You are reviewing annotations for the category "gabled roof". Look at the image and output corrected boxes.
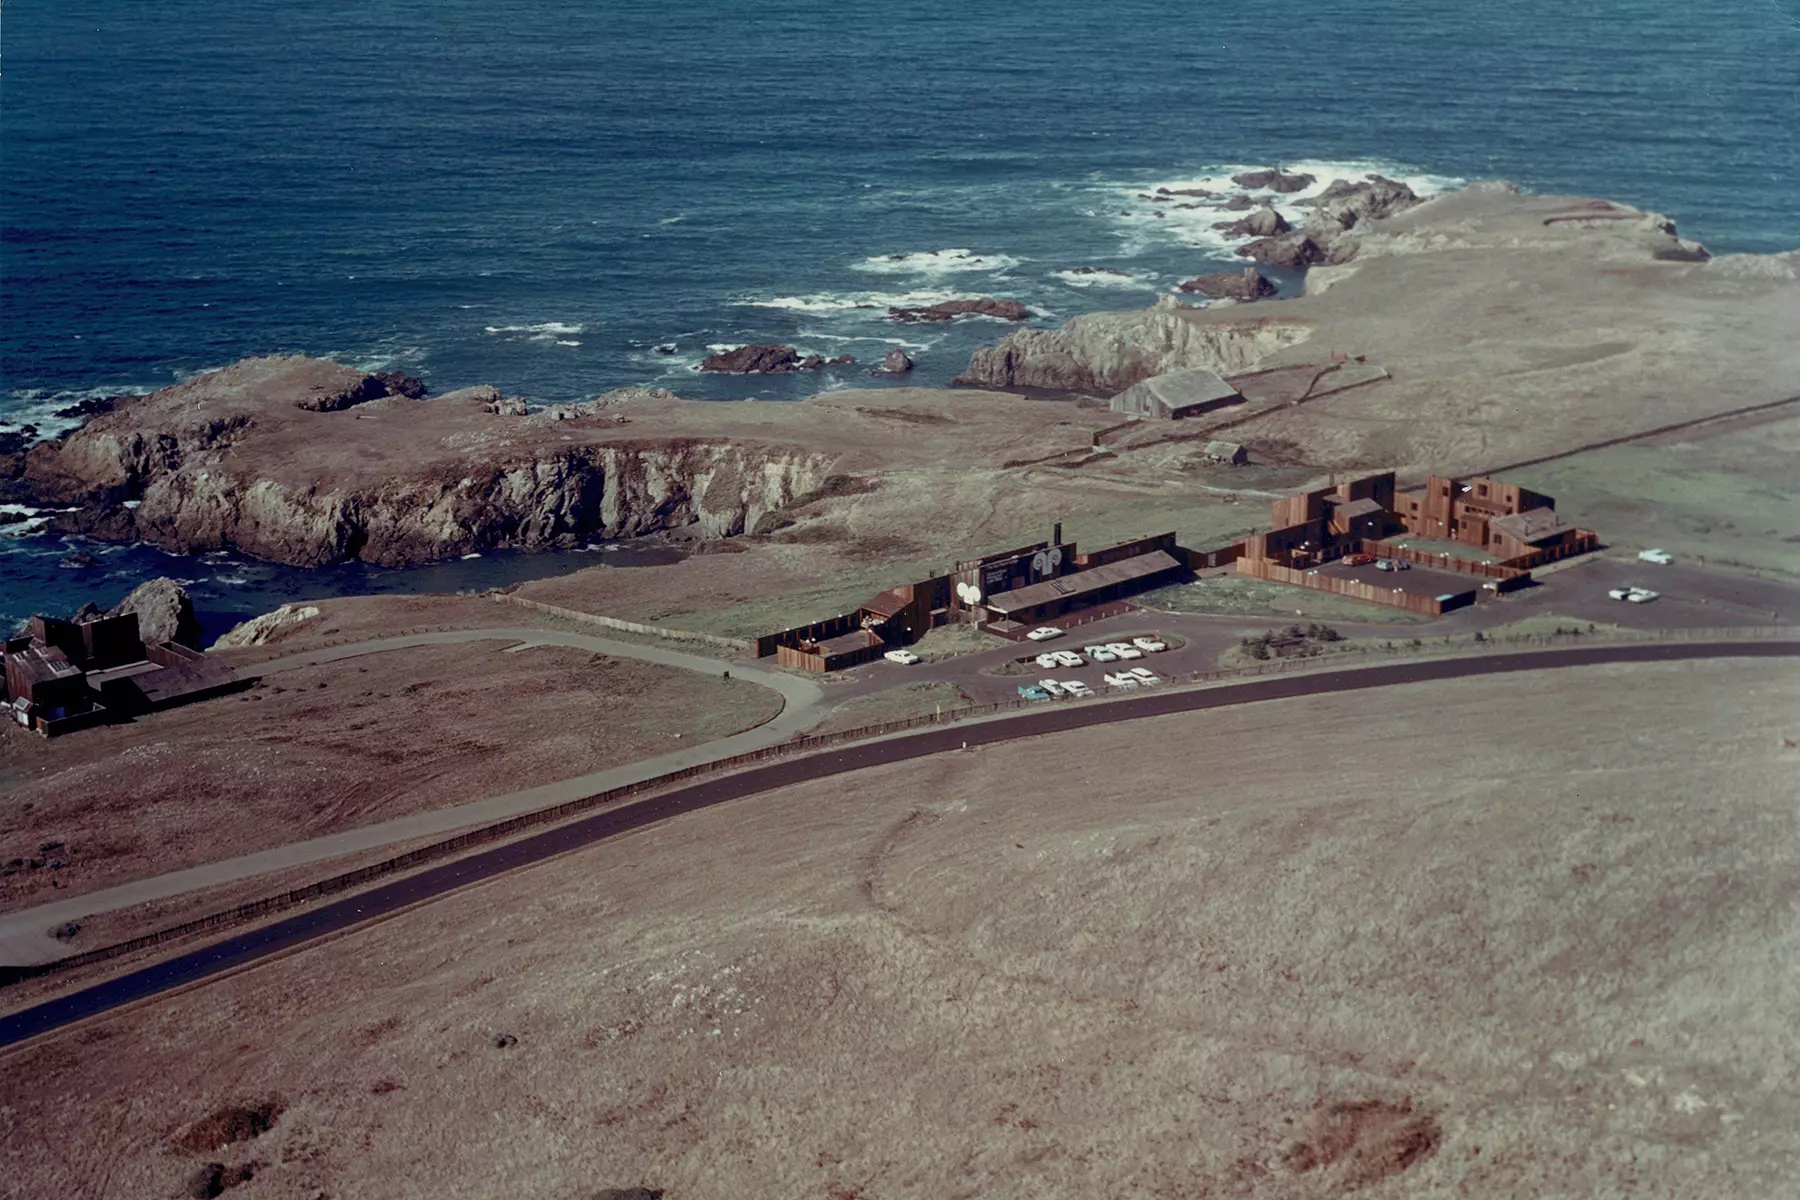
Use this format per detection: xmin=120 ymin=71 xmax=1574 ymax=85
xmin=986 ymin=551 xmax=1181 ymax=615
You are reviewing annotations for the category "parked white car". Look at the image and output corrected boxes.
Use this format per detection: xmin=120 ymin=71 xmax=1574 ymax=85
xmin=1637 ymin=548 xmax=1674 ymax=565
xmin=1026 ymin=626 xmax=1065 ymax=641
xmin=1086 ymin=646 xmax=1119 ymax=663
xmin=1103 ymin=672 xmax=1140 ymax=689
xmin=1038 ymin=678 xmax=1067 ymax=697
xmin=1609 ymin=586 xmax=1659 ymax=603
xmin=1061 ymin=680 xmax=1094 ymax=698
xmin=1052 ymin=650 xmax=1085 ymax=668
xmin=1131 ymin=637 xmax=1167 ymax=653
xmin=883 ymin=649 xmax=920 ymax=665
xmin=1128 ymin=667 xmax=1160 ymax=684
xmin=1106 ymin=643 xmax=1145 ymax=660
xmin=1035 ymin=652 xmax=1062 ymax=668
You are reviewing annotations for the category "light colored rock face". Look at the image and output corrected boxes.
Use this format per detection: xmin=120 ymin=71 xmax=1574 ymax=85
xmin=107 ymin=576 xmax=202 ymax=647
xmin=20 ymin=356 xmax=839 ymax=568
xmin=121 ymin=442 xmax=834 ymax=567
xmin=959 ymin=309 xmax=1310 ymax=394
xmin=214 ymin=603 xmax=320 ymax=648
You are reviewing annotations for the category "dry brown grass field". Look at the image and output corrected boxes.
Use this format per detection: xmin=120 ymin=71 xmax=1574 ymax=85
xmin=0 ymin=641 xmax=780 ymax=921
xmin=4 ymin=657 xmax=1797 ymax=1199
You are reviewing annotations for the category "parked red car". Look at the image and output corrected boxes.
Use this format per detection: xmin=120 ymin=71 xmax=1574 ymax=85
xmin=1343 ymin=553 xmax=1376 ymax=567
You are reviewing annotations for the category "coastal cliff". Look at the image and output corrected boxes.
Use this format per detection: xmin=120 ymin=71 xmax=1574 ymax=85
xmin=16 ymin=357 xmax=836 ymax=567
xmin=955 ymin=309 xmax=1310 ymax=394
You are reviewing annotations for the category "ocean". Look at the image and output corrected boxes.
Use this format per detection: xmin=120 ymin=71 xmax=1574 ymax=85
xmin=4 ymin=0 xmax=1797 ymax=636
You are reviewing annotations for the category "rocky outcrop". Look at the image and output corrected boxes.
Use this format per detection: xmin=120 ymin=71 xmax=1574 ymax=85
xmin=701 ymin=345 xmax=802 ymax=373
xmin=1179 ymin=268 xmax=1279 ymax=302
xmin=1232 ymin=168 xmax=1316 ymax=194
xmin=1235 ymin=176 xmax=1424 ymax=269
xmin=887 ymin=298 xmax=1029 ymax=322
xmin=1213 ymin=206 xmax=1290 ymax=238
xmin=67 ymin=442 xmax=834 ymax=566
xmin=215 ymin=603 xmax=320 ymax=648
xmin=699 ymin=345 xmax=850 ymax=373
xmin=109 ymin=577 xmax=203 ymax=648
xmin=876 ymin=348 xmax=914 ymax=374
xmin=19 ymin=356 xmax=840 ymax=567
xmin=956 ymin=308 xmax=1309 ymax=394
xmin=373 ymin=371 xmax=427 ymax=399
xmin=1301 ymin=175 xmax=1422 ymax=231
xmin=53 ymin=394 xmax=125 ymax=421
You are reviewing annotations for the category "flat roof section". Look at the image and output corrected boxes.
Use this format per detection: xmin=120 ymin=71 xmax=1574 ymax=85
xmin=1489 ymin=509 xmax=1577 ymax=545
xmin=815 ymin=629 xmax=880 ymax=656
xmin=1315 ymin=558 xmax=1480 ymax=602
xmin=987 ymin=551 xmax=1181 ymax=615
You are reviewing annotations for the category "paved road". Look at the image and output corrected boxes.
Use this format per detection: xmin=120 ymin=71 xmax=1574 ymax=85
xmin=3 ymin=638 xmax=1794 ymax=1048
xmin=0 ymin=628 xmax=822 ymax=968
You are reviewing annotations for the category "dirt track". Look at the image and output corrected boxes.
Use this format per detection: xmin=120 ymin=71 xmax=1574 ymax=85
xmin=3 ymin=637 xmax=1793 ymax=1048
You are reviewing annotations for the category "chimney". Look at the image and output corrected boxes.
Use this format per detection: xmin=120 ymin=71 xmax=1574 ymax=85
xmin=1052 ymin=521 xmax=1062 ymax=547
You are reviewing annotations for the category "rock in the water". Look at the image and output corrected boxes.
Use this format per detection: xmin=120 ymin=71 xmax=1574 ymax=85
xmin=701 ymin=344 xmax=804 ymax=373
xmin=373 ymin=371 xmax=427 ymax=399
xmin=1235 ymin=233 xmax=1331 ymax=269
xmin=1178 ymin=267 xmax=1279 ymax=302
xmin=1232 ymin=168 xmax=1316 ymax=194
xmin=878 ymin=348 xmax=914 ymax=374
xmin=53 ymin=394 xmax=124 ymax=421
xmin=1213 ymin=205 xmax=1291 ymax=238
xmin=1065 ymin=266 xmax=1129 ymax=277
xmin=0 ymin=424 xmax=40 ymax=456
xmin=1155 ymin=187 xmax=1215 ymax=199
xmin=1219 ymin=194 xmax=1255 ymax=211
xmin=652 ymin=343 xmax=679 ymax=355
xmin=59 ymin=552 xmax=100 ymax=570
xmin=108 ymin=576 xmax=203 ymax=648
xmin=888 ymin=298 xmax=1029 ymax=322
xmin=215 ymin=604 xmax=321 ymax=648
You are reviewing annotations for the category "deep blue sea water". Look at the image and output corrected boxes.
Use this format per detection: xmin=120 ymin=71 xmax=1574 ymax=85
xmin=4 ymin=0 xmax=1798 ymax=635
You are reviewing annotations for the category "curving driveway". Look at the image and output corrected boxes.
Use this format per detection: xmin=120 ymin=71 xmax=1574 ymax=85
xmin=2 ymin=638 xmax=1795 ymax=1046
xmin=0 ymin=628 xmax=822 ymax=968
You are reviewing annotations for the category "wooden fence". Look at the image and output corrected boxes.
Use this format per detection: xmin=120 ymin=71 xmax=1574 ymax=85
xmin=8 ymin=622 xmax=1795 ymax=986
xmin=1236 ymin=557 xmax=1470 ymax=615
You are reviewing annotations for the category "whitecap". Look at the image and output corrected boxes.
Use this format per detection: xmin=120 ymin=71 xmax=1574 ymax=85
xmin=850 ymin=249 xmax=1024 ymax=277
xmin=485 ymin=321 xmax=588 ymax=344
xmin=1053 ymin=267 xmax=1161 ymax=290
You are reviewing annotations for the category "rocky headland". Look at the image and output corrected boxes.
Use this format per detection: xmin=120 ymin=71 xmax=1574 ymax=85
xmin=957 ymin=180 xmax=1800 ymax=472
xmin=3 ymin=357 xmax=1101 ymax=569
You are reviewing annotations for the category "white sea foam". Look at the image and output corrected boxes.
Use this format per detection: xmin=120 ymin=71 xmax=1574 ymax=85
xmin=3 ymin=385 xmax=153 ymax=441
xmin=1098 ymin=158 xmax=1466 ymax=256
xmin=744 ymin=286 xmax=971 ymax=314
xmin=850 ymin=248 xmax=1024 ymax=277
xmin=1052 ymin=267 xmax=1161 ymax=290
xmin=485 ymin=321 xmax=587 ymax=345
